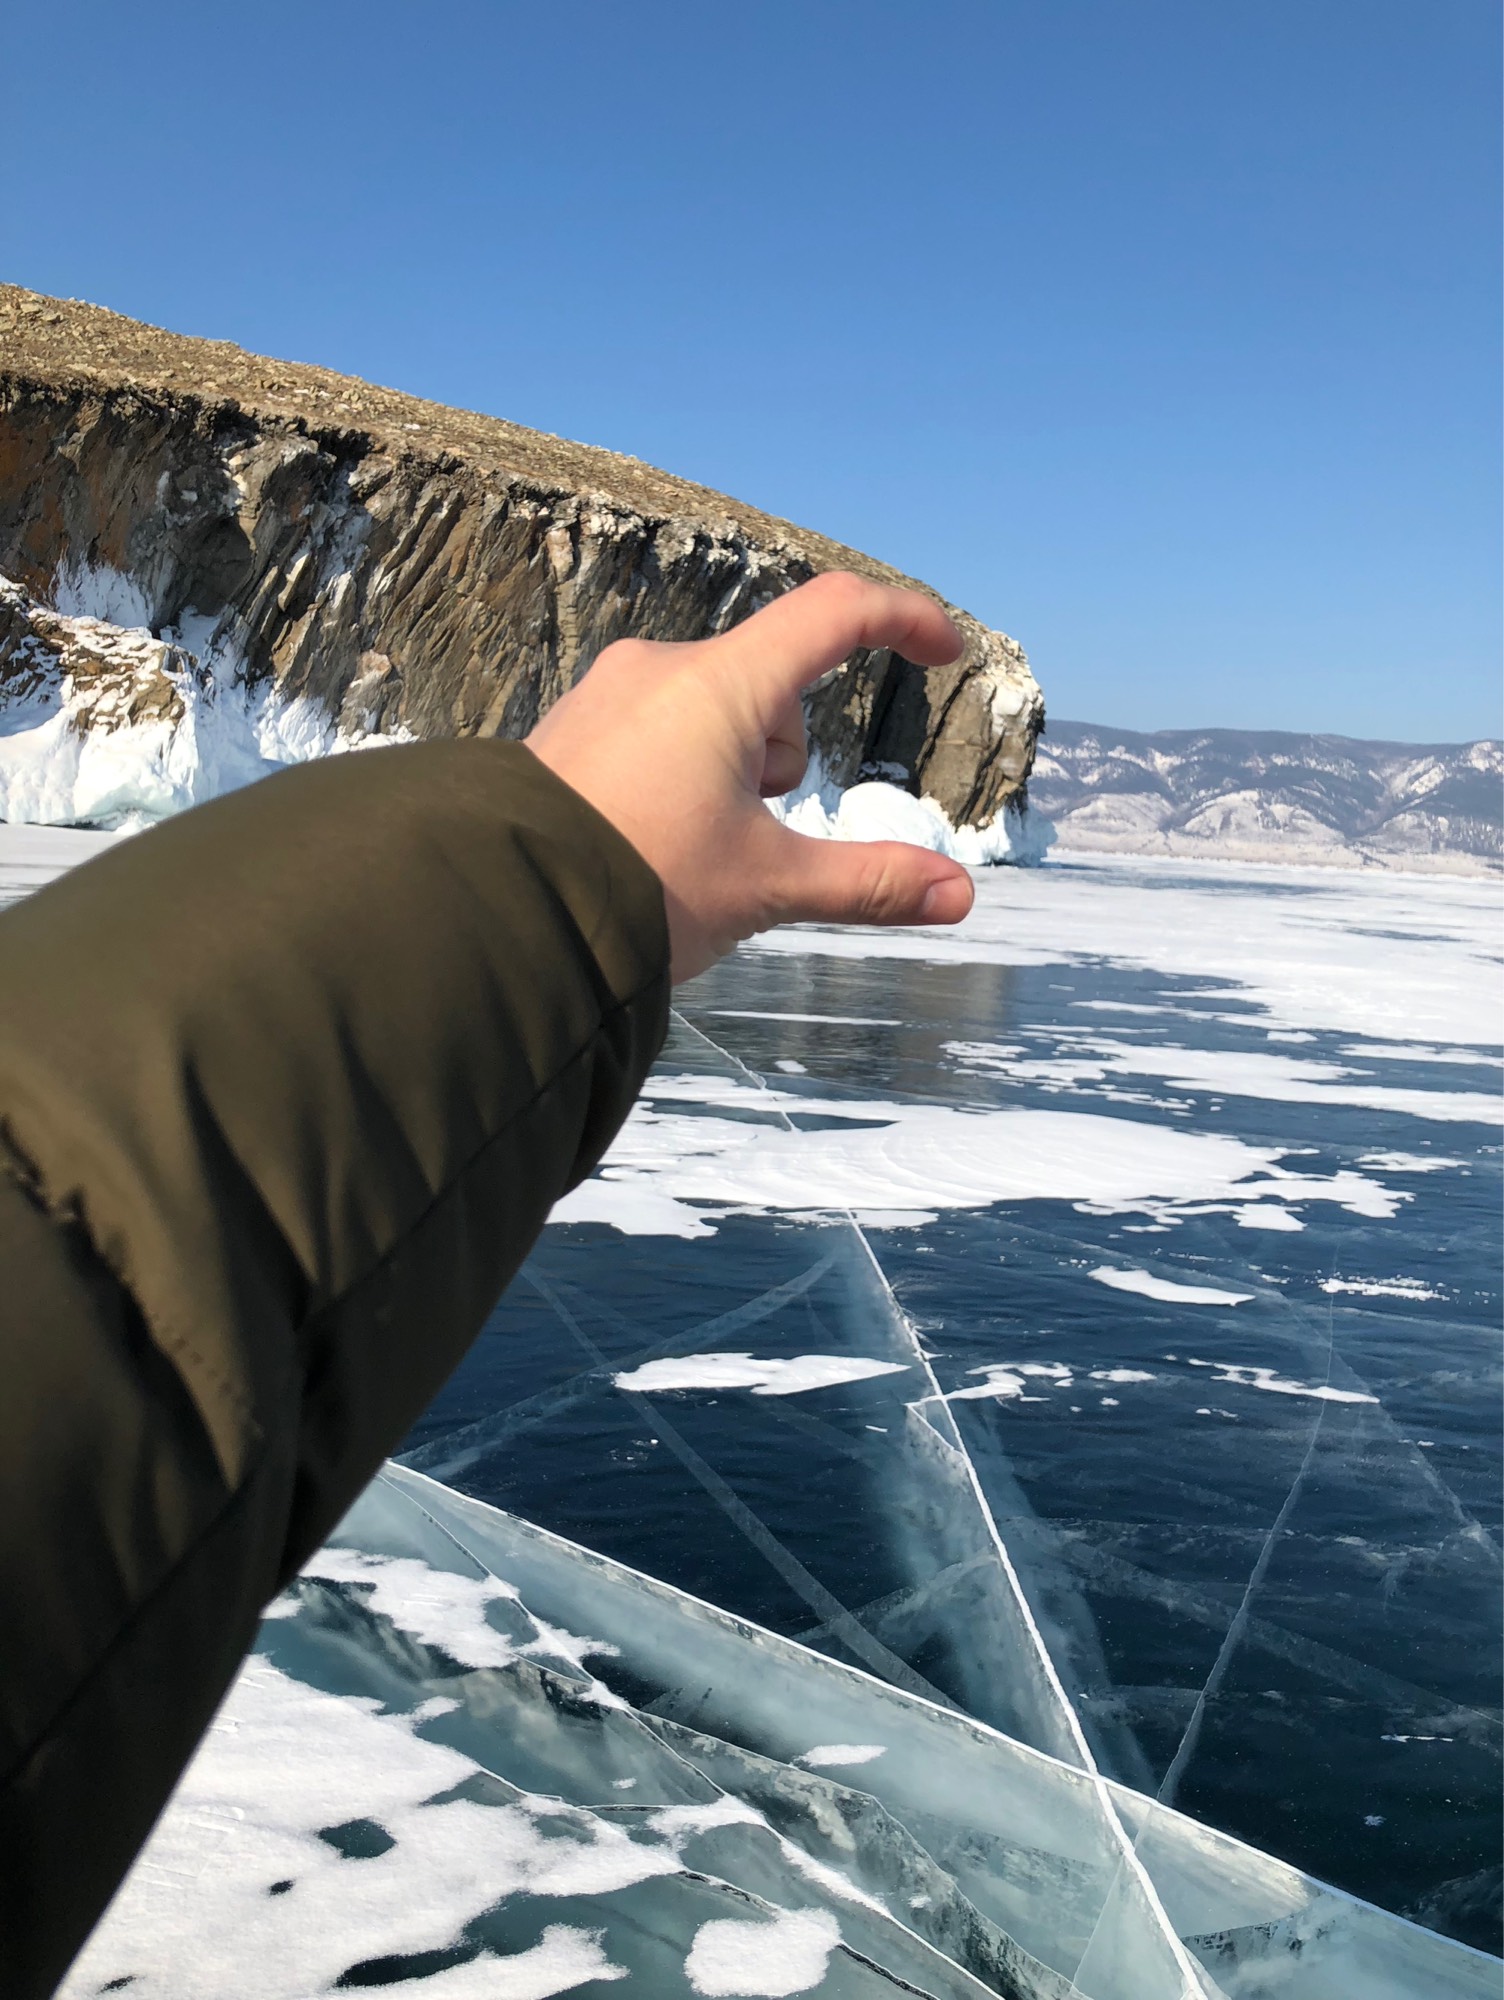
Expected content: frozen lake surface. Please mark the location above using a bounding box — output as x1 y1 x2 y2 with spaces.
22 835 1498 1996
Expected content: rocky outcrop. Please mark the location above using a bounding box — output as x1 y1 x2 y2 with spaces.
1030 721 1503 875
0 572 199 733
0 286 1043 832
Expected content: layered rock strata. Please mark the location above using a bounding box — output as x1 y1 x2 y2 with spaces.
0 286 1043 831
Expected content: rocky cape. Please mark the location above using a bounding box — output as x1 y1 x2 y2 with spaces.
1031 721 1503 876
0 286 1043 848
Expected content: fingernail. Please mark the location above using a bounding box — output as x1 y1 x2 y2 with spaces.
920 883 946 923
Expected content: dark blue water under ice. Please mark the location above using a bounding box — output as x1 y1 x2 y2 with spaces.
399 935 1503 1957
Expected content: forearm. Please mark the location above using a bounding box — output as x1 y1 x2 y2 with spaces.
0 740 669 1995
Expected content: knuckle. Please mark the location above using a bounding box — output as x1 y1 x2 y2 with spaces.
858 855 911 923
808 568 868 610
591 636 640 673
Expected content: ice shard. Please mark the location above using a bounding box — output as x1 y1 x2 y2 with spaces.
61 1466 1499 1999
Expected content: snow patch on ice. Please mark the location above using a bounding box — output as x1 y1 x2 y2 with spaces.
555 1073 1404 1240
300 1548 615 1675
1089 1266 1255 1306
1340 1041 1504 1068
684 1906 841 1997
945 1367 1027 1402
613 1353 909 1397
795 1743 887 1768
300 1548 524 1669
949 1034 1503 1127
1071 1000 1179 1016
1231 1203 1306 1232
648 1798 768 1840
1319 1276 1443 1301
56 1659 672 1999
1185 1360 1378 1405
946 1361 1074 1402
558 1180 722 1240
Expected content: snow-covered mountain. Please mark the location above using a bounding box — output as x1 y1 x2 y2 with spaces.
1030 722 1502 876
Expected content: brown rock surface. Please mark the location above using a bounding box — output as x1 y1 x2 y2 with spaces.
0 572 199 732
0 286 1043 823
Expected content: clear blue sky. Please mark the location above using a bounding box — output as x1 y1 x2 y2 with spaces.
3 0 1497 740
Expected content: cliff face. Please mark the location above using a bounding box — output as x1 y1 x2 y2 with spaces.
0 287 1043 835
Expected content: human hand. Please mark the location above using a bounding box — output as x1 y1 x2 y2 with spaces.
526 570 977 983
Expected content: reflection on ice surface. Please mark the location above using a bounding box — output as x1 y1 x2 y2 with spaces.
62 1468 1498 1998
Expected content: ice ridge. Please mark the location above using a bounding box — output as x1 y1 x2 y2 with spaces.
59 1467 1501 1999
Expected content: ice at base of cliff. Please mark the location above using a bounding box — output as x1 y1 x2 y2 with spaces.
766 752 1054 866
0 567 413 829
3 567 1048 861
0 670 395 829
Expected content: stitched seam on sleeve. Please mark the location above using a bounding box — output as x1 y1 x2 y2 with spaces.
289 965 669 1354
0 1120 264 1440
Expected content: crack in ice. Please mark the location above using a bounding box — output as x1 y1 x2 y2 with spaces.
674 1012 1212 1998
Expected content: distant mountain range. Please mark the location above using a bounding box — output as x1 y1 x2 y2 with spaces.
1028 723 1502 875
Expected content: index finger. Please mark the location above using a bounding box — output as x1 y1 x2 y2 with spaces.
718 571 965 713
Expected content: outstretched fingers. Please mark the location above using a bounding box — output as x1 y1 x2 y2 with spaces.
721 572 964 717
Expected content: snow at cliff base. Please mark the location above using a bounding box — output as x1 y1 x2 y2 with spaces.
0 565 1050 860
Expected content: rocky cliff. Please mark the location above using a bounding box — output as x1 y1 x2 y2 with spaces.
1030 721 1503 875
0 286 1043 845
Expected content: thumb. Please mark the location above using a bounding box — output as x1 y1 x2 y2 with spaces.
770 829 975 930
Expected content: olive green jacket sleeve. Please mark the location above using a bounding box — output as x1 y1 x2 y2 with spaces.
0 741 670 1998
